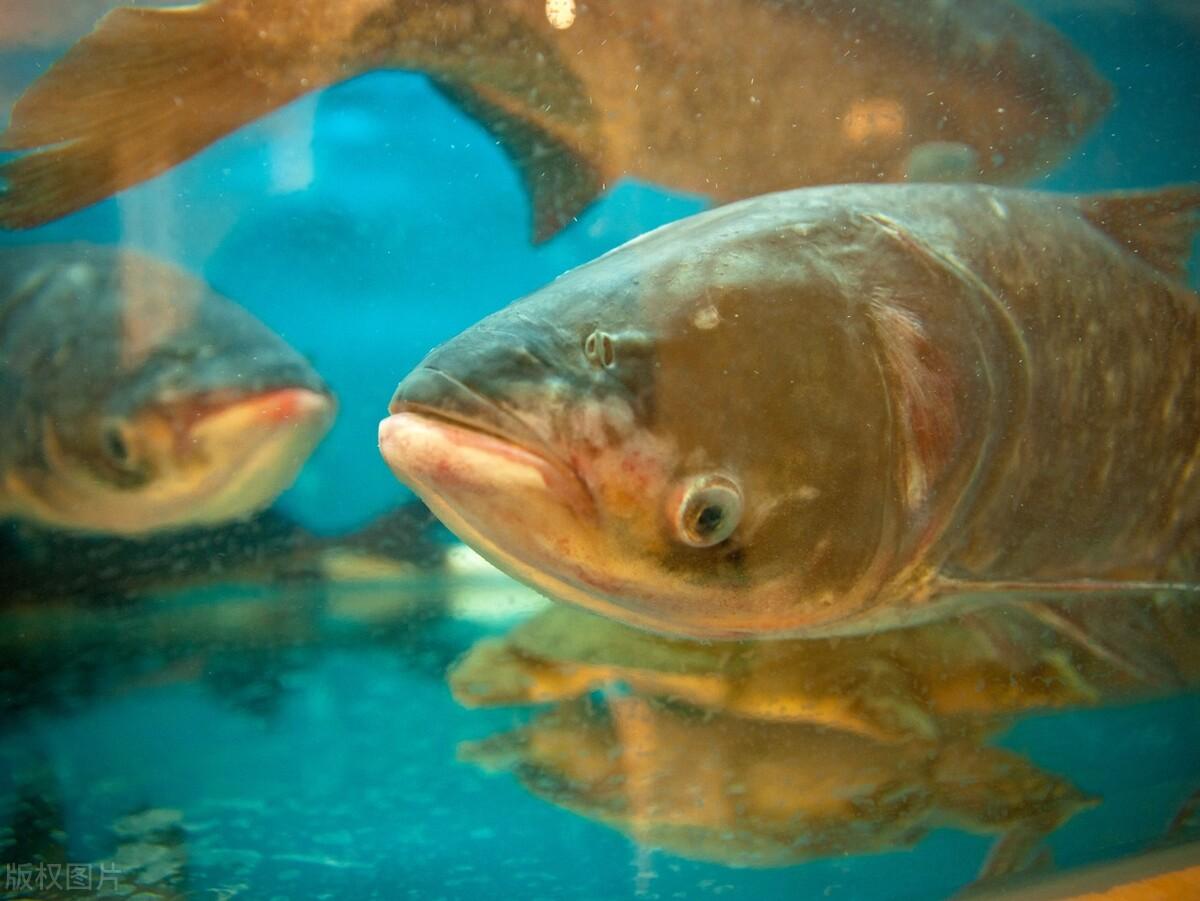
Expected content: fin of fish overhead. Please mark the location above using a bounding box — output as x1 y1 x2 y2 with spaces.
0 0 1110 238
379 183 1200 639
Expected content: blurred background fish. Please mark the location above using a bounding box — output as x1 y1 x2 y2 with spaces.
0 0 1110 237
0 244 335 535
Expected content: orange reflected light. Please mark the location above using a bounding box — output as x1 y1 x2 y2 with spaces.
545 0 576 30
842 98 906 143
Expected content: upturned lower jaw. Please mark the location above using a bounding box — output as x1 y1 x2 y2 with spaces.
378 411 594 516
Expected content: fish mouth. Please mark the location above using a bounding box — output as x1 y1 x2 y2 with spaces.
160 386 334 526
157 386 335 434
382 367 592 514
28 386 336 535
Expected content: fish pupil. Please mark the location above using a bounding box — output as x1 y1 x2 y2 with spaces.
103 426 130 463
694 504 724 534
674 475 742 547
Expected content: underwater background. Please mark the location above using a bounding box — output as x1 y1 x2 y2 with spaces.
2 1 1200 898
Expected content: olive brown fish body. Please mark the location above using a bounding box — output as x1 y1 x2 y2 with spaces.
379 183 1200 638
0 0 1110 238
0 244 335 535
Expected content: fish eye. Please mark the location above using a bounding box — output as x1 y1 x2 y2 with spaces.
673 474 743 547
100 420 137 469
583 329 616 369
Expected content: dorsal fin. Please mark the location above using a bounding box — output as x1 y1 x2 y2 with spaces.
1078 186 1200 282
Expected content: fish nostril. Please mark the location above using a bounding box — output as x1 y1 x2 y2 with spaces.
583 329 616 369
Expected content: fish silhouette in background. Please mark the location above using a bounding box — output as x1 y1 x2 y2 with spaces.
461 695 1095 878
0 244 335 535
0 0 1111 239
380 183 1200 638
448 598 1200 743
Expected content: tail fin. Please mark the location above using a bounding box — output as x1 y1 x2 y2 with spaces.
0 1 324 229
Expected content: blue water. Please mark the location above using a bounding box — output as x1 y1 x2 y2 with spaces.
4 621 1200 899
2 2 1200 899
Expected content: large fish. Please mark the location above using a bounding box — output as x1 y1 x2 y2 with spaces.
0 244 335 535
0 0 1110 238
378 183 1200 639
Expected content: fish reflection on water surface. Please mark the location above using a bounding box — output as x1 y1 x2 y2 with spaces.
379 183 1200 639
449 598 1200 744
0 244 334 535
0 0 1109 237
447 582 1200 879
460 695 1095 876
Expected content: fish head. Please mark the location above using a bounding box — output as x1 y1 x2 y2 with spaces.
381 201 907 638
8 250 336 534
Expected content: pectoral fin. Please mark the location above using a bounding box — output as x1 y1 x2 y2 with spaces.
934 574 1200 602
928 574 1196 686
933 743 1096 882
1019 599 1186 689
433 77 605 242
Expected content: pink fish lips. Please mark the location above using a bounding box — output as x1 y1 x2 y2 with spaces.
378 407 592 520
246 386 333 426
380 411 551 492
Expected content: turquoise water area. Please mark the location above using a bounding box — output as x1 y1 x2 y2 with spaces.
3 584 1200 900
1 2 1199 899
